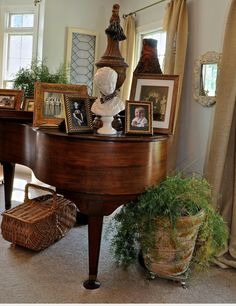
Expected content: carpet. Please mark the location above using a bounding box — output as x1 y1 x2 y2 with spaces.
0 179 236 303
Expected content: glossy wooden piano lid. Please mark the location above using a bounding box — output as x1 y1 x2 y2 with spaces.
0 110 33 122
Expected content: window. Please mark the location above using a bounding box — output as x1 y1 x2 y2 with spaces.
136 23 166 72
141 31 166 71
0 6 39 88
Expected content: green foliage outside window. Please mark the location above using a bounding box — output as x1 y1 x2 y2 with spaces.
13 59 69 97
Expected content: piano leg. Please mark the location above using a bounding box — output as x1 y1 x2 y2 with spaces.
76 211 88 225
83 215 103 289
2 161 15 210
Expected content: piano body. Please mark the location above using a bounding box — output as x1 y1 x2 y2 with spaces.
0 110 168 289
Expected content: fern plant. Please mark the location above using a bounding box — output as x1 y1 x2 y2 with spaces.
13 59 69 97
108 173 228 273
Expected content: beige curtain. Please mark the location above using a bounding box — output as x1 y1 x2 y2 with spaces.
163 0 188 172
0 165 3 183
204 0 236 269
120 15 136 101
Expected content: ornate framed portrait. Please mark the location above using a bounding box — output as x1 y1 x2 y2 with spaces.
125 100 153 135
33 82 87 127
130 74 179 134
64 94 93 134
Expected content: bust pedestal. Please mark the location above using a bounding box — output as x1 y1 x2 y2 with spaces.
97 116 117 135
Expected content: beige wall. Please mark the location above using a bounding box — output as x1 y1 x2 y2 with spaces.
119 0 166 27
177 0 231 173
42 0 117 72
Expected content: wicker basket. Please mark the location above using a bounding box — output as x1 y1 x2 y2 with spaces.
1 183 77 251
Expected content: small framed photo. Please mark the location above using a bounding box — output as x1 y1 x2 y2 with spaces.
125 100 153 135
24 97 35 112
64 94 93 133
130 74 179 134
33 82 87 127
0 89 23 110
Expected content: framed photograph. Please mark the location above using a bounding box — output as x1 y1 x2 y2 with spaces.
66 27 98 96
125 100 153 135
33 82 87 127
63 94 93 133
130 74 179 134
0 89 23 110
24 97 35 112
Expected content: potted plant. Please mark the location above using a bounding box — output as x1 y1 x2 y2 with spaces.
108 173 228 279
13 59 69 98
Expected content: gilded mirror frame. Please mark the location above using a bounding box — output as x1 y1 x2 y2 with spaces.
193 51 222 107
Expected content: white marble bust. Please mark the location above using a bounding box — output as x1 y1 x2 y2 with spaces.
91 67 125 117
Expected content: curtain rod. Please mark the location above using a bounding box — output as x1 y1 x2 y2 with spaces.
123 0 167 18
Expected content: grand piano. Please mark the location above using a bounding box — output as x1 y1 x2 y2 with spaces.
0 110 168 289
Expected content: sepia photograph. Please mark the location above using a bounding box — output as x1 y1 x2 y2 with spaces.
139 85 169 122
0 95 15 109
43 92 63 118
0 89 23 110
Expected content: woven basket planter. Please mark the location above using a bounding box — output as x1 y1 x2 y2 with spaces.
143 209 205 277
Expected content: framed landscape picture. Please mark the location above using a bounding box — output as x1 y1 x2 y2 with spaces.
125 100 153 135
33 82 88 127
63 94 93 134
0 89 23 110
130 74 179 134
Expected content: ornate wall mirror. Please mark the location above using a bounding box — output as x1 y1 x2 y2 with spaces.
193 51 222 107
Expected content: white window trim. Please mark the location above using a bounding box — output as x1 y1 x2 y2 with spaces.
0 4 39 87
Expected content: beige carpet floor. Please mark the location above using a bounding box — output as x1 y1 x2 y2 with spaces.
0 172 236 304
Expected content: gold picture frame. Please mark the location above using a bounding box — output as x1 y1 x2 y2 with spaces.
125 100 153 135
33 82 87 127
63 94 93 134
130 74 179 134
0 89 23 110
24 97 35 112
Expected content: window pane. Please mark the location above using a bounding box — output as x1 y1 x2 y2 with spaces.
20 58 32 68
9 36 21 58
6 34 33 79
4 81 14 89
23 14 34 27
21 36 33 59
9 13 34 28
142 31 166 70
7 58 21 79
9 14 23 27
